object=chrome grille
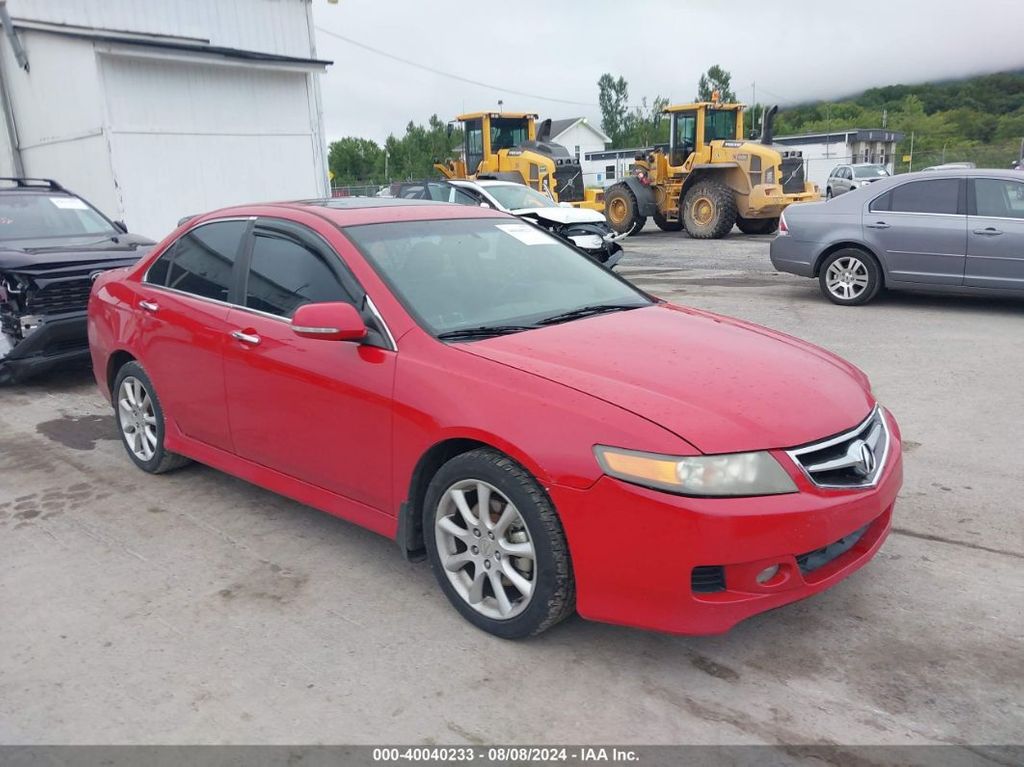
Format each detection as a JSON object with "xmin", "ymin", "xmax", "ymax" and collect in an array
[{"xmin": 787, "ymin": 407, "xmax": 889, "ymax": 488}]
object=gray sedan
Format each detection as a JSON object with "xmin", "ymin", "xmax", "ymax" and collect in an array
[{"xmin": 770, "ymin": 169, "xmax": 1024, "ymax": 305}]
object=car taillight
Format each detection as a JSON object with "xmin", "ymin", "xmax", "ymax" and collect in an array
[{"xmin": 778, "ymin": 213, "xmax": 789, "ymax": 236}]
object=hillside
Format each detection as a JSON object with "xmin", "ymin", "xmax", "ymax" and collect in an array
[{"xmin": 775, "ymin": 71, "xmax": 1024, "ymax": 169}]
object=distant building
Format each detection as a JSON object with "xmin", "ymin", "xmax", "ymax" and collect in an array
[
  {"xmin": 0, "ymin": 0, "xmax": 331, "ymax": 238},
  {"xmin": 581, "ymin": 148, "xmax": 645, "ymax": 189},
  {"xmin": 774, "ymin": 129, "xmax": 904, "ymax": 190}
]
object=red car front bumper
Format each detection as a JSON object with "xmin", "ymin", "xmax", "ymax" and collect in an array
[{"xmin": 551, "ymin": 412, "xmax": 903, "ymax": 635}]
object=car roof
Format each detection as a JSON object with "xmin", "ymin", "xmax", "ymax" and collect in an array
[
  {"xmin": 450, "ymin": 179, "xmax": 521, "ymax": 189},
  {"xmin": 190, "ymin": 197, "xmax": 509, "ymax": 228}
]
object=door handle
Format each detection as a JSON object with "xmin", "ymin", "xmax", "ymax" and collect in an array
[
  {"xmin": 972, "ymin": 227, "xmax": 1003, "ymax": 236},
  {"xmin": 138, "ymin": 300, "xmax": 159, "ymax": 312},
  {"xmin": 230, "ymin": 330, "xmax": 261, "ymax": 346},
  {"xmin": 865, "ymin": 222, "xmax": 891, "ymax": 229}
]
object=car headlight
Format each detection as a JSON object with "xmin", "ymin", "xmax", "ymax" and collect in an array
[
  {"xmin": 594, "ymin": 446, "xmax": 798, "ymax": 497},
  {"xmin": 764, "ymin": 167, "xmax": 776, "ymax": 185}
]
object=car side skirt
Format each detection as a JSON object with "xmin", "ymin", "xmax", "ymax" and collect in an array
[{"xmin": 163, "ymin": 419, "xmax": 397, "ymax": 539}]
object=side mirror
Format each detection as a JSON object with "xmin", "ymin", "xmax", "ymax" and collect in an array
[
  {"xmin": 479, "ymin": 201, "xmax": 492, "ymax": 209},
  {"xmin": 291, "ymin": 302, "xmax": 366, "ymax": 342}
]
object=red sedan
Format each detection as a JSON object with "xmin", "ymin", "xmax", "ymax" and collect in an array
[{"xmin": 88, "ymin": 199, "xmax": 902, "ymax": 639}]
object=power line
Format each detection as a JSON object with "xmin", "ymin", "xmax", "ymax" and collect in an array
[{"xmin": 315, "ymin": 26, "xmax": 599, "ymax": 108}]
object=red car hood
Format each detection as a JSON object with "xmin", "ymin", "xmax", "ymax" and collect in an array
[{"xmin": 459, "ymin": 304, "xmax": 874, "ymax": 454}]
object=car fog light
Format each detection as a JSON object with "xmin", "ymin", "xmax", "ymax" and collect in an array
[{"xmin": 756, "ymin": 564, "xmax": 780, "ymax": 584}]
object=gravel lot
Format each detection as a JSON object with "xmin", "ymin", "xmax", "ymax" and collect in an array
[{"xmin": 1, "ymin": 225, "xmax": 1021, "ymax": 746}]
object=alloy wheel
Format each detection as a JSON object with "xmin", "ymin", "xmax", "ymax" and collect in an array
[
  {"xmin": 118, "ymin": 376, "xmax": 158, "ymax": 462},
  {"xmin": 434, "ymin": 479, "xmax": 536, "ymax": 620},
  {"xmin": 825, "ymin": 256, "xmax": 870, "ymax": 301}
]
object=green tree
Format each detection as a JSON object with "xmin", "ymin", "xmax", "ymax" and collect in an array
[
  {"xmin": 621, "ymin": 96, "xmax": 669, "ymax": 148},
  {"xmin": 598, "ymin": 73, "xmax": 630, "ymax": 146},
  {"xmin": 696, "ymin": 65, "xmax": 736, "ymax": 102},
  {"xmin": 327, "ymin": 137, "xmax": 385, "ymax": 186}
]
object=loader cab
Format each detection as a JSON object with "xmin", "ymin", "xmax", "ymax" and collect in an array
[
  {"xmin": 458, "ymin": 112, "xmax": 537, "ymax": 175},
  {"xmin": 666, "ymin": 101, "xmax": 745, "ymax": 168}
]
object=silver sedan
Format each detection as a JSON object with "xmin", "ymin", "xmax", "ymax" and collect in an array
[{"xmin": 770, "ymin": 168, "xmax": 1024, "ymax": 305}]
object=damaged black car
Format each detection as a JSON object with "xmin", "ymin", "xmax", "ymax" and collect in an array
[{"xmin": 0, "ymin": 178, "xmax": 153, "ymax": 383}]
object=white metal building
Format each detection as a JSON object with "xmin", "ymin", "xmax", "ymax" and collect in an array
[
  {"xmin": 0, "ymin": 0, "xmax": 331, "ymax": 239},
  {"xmin": 546, "ymin": 117, "xmax": 610, "ymax": 187},
  {"xmin": 773, "ymin": 129, "xmax": 904, "ymax": 191}
]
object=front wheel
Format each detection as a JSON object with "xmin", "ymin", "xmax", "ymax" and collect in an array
[
  {"xmin": 424, "ymin": 449, "xmax": 575, "ymax": 639},
  {"xmin": 825, "ymin": 188, "xmax": 834, "ymax": 200},
  {"xmin": 819, "ymin": 249, "xmax": 883, "ymax": 305},
  {"xmin": 113, "ymin": 361, "xmax": 191, "ymax": 473},
  {"xmin": 604, "ymin": 184, "xmax": 645, "ymax": 235}
]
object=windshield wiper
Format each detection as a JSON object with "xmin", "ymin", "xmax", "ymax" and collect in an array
[
  {"xmin": 537, "ymin": 303, "xmax": 644, "ymax": 326},
  {"xmin": 437, "ymin": 324, "xmax": 538, "ymax": 341}
]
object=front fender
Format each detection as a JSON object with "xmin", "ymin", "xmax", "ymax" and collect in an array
[{"xmin": 620, "ymin": 176, "xmax": 658, "ymax": 216}]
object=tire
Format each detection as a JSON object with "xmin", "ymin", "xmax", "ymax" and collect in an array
[
  {"xmin": 825, "ymin": 188, "xmax": 833, "ymax": 200},
  {"xmin": 681, "ymin": 179, "xmax": 738, "ymax": 239},
  {"xmin": 736, "ymin": 216, "xmax": 779, "ymax": 235},
  {"xmin": 112, "ymin": 361, "xmax": 191, "ymax": 474},
  {"xmin": 653, "ymin": 209, "xmax": 683, "ymax": 232},
  {"xmin": 818, "ymin": 248, "xmax": 883, "ymax": 306},
  {"xmin": 604, "ymin": 183, "xmax": 640, "ymax": 235},
  {"xmin": 424, "ymin": 448, "xmax": 575, "ymax": 639}
]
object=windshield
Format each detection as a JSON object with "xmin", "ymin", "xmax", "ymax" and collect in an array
[
  {"xmin": 0, "ymin": 193, "xmax": 117, "ymax": 241},
  {"xmin": 486, "ymin": 185, "xmax": 557, "ymax": 211},
  {"xmin": 347, "ymin": 218, "xmax": 650, "ymax": 336},
  {"xmin": 490, "ymin": 117, "xmax": 530, "ymax": 152},
  {"xmin": 854, "ymin": 165, "xmax": 889, "ymax": 178},
  {"xmin": 704, "ymin": 109, "xmax": 738, "ymax": 142}
]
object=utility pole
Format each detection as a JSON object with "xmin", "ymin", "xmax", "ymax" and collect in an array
[
  {"xmin": 384, "ymin": 150, "xmax": 389, "ymax": 182},
  {"xmin": 908, "ymin": 131, "xmax": 915, "ymax": 172},
  {"xmin": 882, "ymin": 109, "xmax": 888, "ymax": 128}
]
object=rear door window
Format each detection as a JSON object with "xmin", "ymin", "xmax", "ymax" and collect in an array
[
  {"xmin": 888, "ymin": 179, "xmax": 961, "ymax": 215},
  {"xmin": 243, "ymin": 220, "xmax": 356, "ymax": 318},
  {"xmin": 145, "ymin": 220, "xmax": 247, "ymax": 302}
]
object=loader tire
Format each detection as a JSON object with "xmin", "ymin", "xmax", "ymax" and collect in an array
[
  {"xmin": 736, "ymin": 216, "xmax": 779, "ymax": 235},
  {"xmin": 653, "ymin": 209, "xmax": 683, "ymax": 232},
  {"xmin": 681, "ymin": 179, "xmax": 738, "ymax": 239},
  {"xmin": 605, "ymin": 184, "xmax": 643, "ymax": 235}
]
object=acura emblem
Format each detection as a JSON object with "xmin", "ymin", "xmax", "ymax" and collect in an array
[{"xmin": 850, "ymin": 440, "xmax": 876, "ymax": 477}]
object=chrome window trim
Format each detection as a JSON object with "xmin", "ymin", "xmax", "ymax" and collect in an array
[
  {"xmin": 144, "ymin": 282, "xmax": 397, "ymax": 351},
  {"xmin": 365, "ymin": 295, "xmax": 397, "ymax": 351},
  {"xmin": 786, "ymin": 406, "xmax": 890, "ymax": 490},
  {"xmin": 141, "ymin": 216, "xmax": 255, "ymax": 286},
  {"xmin": 871, "ymin": 210, "xmax": 964, "ymax": 219}
]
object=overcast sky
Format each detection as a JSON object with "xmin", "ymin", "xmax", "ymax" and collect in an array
[{"xmin": 312, "ymin": 0, "xmax": 1024, "ymax": 144}]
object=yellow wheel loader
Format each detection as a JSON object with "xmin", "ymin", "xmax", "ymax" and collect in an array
[
  {"xmin": 604, "ymin": 97, "xmax": 819, "ymax": 238},
  {"xmin": 434, "ymin": 112, "xmax": 605, "ymax": 210}
]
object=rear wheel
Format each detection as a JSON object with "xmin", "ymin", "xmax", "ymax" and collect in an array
[
  {"xmin": 605, "ymin": 184, "xmax": 644, "ymax": 235},
  {"xmin": 424, "ymin": 448, "xmax": 575, "ymax": 639},
  {"xmin": 681, "ymin": 179, "xmax": 737, "ymax": 239},
  {"xmin": 653, "ymin": 209, "xmax": 683, "ymax": 232},
  {"xmin": 818, "ymin": 248, "xmax": 883, "ymax": 306},
  {"xmin": 736, "ymin": 216, "xmax": 779, "ymax": 235}
]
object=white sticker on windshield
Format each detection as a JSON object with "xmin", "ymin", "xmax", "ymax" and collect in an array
[
  {"xmin": 495, "ymin": 223, "xmax": 552, "ymax": 246},
  {"xmin": 50, "ymin": 196, "xmax": 89, "ymax": 210}
]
